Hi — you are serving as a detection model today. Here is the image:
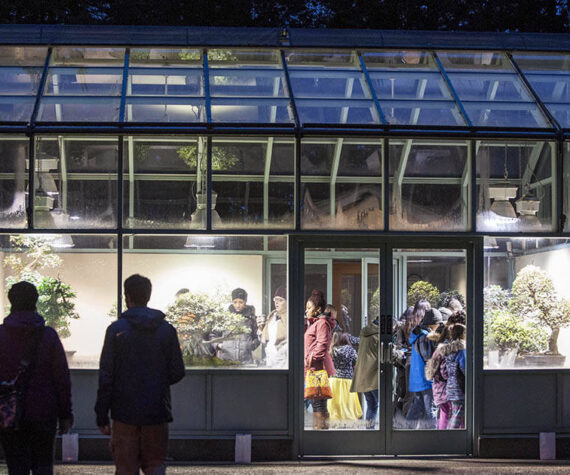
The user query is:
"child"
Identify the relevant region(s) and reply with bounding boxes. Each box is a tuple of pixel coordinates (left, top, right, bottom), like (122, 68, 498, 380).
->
(425, 325, 451, 430)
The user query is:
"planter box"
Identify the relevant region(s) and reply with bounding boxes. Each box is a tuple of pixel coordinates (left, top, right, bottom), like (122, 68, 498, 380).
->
(515, 354, 567, 367)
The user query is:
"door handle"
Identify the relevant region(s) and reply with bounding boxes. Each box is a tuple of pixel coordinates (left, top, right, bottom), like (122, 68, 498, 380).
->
(386, 342, 393, 364)
(379, 341, 384, 364)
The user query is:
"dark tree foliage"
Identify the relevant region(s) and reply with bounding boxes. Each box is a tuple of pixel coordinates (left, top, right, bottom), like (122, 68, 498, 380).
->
(0, 0, 568, 32)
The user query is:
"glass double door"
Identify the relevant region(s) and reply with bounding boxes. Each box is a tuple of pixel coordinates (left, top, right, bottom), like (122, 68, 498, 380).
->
(298, 237, 473, 456)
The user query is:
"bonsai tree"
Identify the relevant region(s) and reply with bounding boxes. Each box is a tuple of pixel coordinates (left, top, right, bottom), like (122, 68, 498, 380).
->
(510, 265, 570, 355)
(436, 289, 465, 309)
(4, 235, 79, 338)
(407, 280, 439, 307)
(487, 308, 548, 353)
(165, 289, 248, 366)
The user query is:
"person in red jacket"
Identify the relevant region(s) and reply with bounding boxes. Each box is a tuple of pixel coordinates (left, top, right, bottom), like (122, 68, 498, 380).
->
(304, 290, 336, 430)
(0, 281, 73, 475)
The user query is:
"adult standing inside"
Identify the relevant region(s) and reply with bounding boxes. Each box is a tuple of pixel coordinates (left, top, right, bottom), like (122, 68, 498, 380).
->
(258, 286, 288, 368)
(304, 291, 336, 430)
(0, 281, 73, 475)
(95, 274, 185, 474)
(350, 316, 380, 429)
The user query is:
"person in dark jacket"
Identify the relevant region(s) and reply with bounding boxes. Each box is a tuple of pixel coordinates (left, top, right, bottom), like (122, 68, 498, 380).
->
(0, 281, 73, 475)
(95, 274, 185, 474)
(211, 288, 259, 363)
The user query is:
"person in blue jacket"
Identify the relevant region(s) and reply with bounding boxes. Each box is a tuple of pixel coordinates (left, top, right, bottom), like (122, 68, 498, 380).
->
(95, 274, 185, 474)
(406, 306, 443, 429)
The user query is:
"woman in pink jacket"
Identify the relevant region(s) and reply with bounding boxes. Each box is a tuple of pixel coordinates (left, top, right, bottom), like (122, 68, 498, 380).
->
(304, 290, 336, 430)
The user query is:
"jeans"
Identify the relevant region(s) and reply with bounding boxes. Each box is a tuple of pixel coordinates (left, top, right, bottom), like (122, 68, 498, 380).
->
(406, 389, 436, 429)
(364, 390, 379, 425)
(111, 420, 168, 475)
(0, 422, 56, 475)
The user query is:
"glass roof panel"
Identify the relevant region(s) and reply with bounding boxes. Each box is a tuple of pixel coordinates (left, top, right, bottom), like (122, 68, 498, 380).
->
(211, 98, 291, 123)
(125, 97, 205, 122)
(462, 102, 548, 128)
(289, 69, 369, 99)
(0, 68, 42, 95)
(37, 97, 121, 122)
(128, 68, 203, 96)
(51, 47, 125, 66)
(447, 73, 533, 102)
(209, 68, 287, 97)
(45, 67, 123, 96)
(208, 49, 281, 67)
(362, 50, 436, 70)
(0, 96, 36, 121)
(0, 47, 47, 66)
(285, 50, 359, 68)
(295, 99, 379, 125)
(382, 100, 465, 126)
(437, 51, 512, 71)
(130, 48, 201, 67)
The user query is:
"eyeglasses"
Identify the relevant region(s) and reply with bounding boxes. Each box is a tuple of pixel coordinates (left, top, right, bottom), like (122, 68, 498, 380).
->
(273, 297, 286, 302)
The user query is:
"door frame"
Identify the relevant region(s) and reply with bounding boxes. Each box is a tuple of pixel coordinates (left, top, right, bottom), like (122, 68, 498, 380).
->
(289, 234, 483, 457)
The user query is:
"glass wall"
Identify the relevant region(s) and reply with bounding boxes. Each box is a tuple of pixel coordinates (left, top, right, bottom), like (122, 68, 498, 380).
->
(123, 234, 287, 369)
(301, 138, 383, 230)
(476, 141, 555, 232)
(484, 237, 570, 369)
(389, 140, 469, 231)
(0, 233, 117, 369)
(0, 137, 28, 228)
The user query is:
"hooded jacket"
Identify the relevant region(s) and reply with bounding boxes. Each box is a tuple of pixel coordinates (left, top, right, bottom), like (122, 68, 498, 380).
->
(95, 307, 185, 427)
(304, 314, 336, 377)
(350, 319, 379, 393)
(0, 311, 72, 428)
(408, 326, 437, 393)
(215, 304, 259, 363)
(444, 339, 466, 401)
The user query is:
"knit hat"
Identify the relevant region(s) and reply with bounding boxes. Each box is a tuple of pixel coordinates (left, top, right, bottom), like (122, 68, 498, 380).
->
(438, 307, 453, 321)
(421, 308, 443, 326)
(274, 285, 287, 299)
(231, 288, 248, 301)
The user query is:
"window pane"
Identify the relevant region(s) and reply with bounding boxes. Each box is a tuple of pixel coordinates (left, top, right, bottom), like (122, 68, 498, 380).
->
(438, 51, 512, 71)
(45, 67, 123, 95)
(448, 74, 533, 102)
(381, 100, 465, 126)
(476, 141, 554, 232)
(208, 49, 281, 67)
(125, 98, 205, 122)
(362, 50, 435, 69)
(0, 234, 117, 369)
(0, 46, 48, 66)
(565, 142, 570, 232)
(122, 234, 288, 369)
(37, 97, 120, 122)
(484, 237, 570, 369)
(0, 138, 28, 228)
(286, 50, 359, 68)
(289, 70, 369, 99)
(369, 71, 451, 100)
(301, 139, 383, 230)
(211, 98, 291, 123)
(0, 67, 43, 94)
(34, 137, 118, 228)
(123, 136, 200, 229)
(212, 138, 295, 229)
(129, 68, 203, 96)
(296, 99, 379, 125)
(209, 69, 287, 97)
(463, 103, 548, 128)
(389, 140, 469, 231)
(51, 47, 125, 66)
(130, 48, 201, 67)
(0, 96, 35, 121)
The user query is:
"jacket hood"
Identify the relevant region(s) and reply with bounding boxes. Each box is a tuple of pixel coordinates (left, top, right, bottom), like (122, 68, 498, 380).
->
(427, 329, 442, 343)
(318, 313, 336, 332)
(409, 326, 427, 344)
(3, 310, 45, 329)
(361, 320, 379, 337)
(121, 307, 165, 331)
(436, 339, 466, 357)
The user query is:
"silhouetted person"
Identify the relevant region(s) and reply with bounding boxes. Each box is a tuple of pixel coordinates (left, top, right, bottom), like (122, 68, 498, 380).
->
(0, 281, 73, 475)
(95, 274, 185, 474)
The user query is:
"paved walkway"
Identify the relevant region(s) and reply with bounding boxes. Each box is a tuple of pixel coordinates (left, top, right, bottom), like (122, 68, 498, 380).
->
(2, 459, 569, 474)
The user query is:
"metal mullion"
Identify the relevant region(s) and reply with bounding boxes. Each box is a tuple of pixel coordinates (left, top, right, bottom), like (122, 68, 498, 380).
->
(117, 135, 124, 314)
(27, 135, 35, 229)
(206, 135, 212, 230)
(118, 48, 130, 123)
(280, 50, 300, 130)
(433, 51, 473, 128)
(358, 51, 387, 125)
(507, 52, 562, 132)
(295, 135, 301, 230)
(30, 48, 52, 128)
(557, 139, 564, 232)
(470, 140, 477, 233)
(203, 49, 212, 125)
(383, 137, 389, 230)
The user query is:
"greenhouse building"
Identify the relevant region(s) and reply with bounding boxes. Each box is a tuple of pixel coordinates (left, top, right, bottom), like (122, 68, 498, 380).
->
(1, 24, 570, 460)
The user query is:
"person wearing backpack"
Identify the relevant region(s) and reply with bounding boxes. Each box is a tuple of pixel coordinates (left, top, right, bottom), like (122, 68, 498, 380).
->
(95, 274, 185, 474)
(0, 281, 73, 475)
(443, 323, 466, 429)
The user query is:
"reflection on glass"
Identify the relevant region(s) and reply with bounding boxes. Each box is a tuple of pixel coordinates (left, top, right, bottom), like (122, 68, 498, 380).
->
(208, 49, 281, 67)
(34, 136, 118, 228)
(45, 68, 123, 95)
(0, 47, 48, 66)
(476, 141, 554, 232)
(389, 140, 469, 231)
(484, 237, 570, 369)
(130, 48, 201, 67)
(37, 97, 121, 122)
(123, 136, 198, 229)
(211, 98, 291, 123)
(393, 249, 467, 430)
(0, 138, 28, 227)
(51, 47, 125, 66)
(303, 247, 379, 431)
(212, 138, 294, 229)
(128, 69, 203, 96)
(0, 96, 35, 121)
(125, 98, 205, 122)
(0, 68, 43, 94)
(0, 234, 117, 369)
(301, 139, 383, 230)
(122, 234, 287, 369)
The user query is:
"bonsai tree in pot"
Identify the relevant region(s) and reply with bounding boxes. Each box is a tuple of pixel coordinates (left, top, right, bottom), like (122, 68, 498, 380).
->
(4, 235, 79, 338)
(510, 265, 570, 356)
(407, 280, 439, 307)
(165, 289, 248, 366)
